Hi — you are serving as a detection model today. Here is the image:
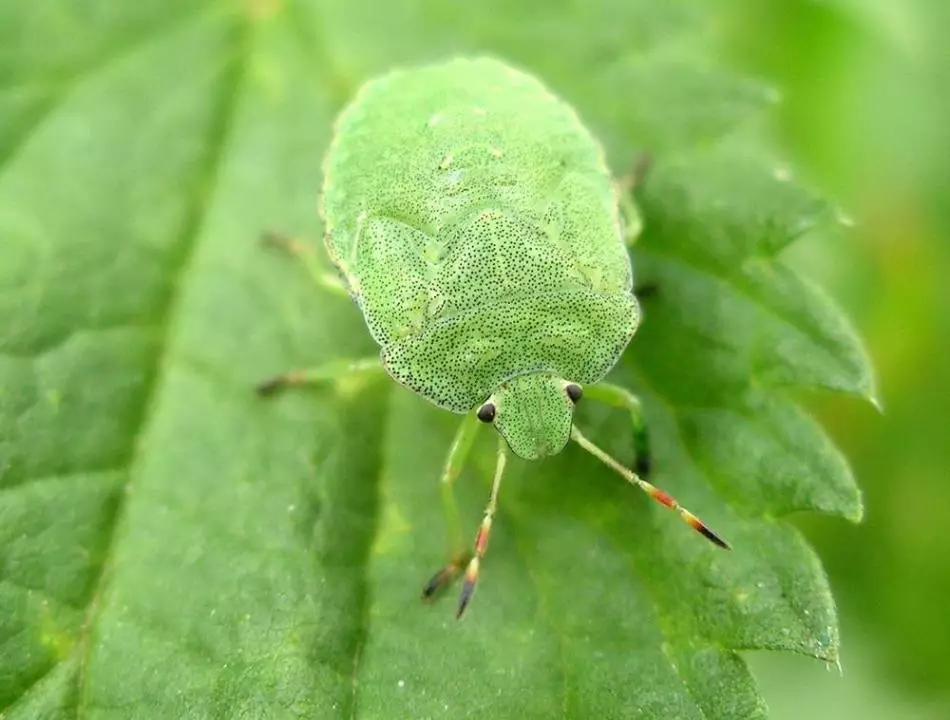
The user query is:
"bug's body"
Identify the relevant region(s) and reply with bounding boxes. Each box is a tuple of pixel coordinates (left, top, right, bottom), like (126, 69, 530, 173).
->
(321, 58, 639, 458)
(260, 57, 728, 618)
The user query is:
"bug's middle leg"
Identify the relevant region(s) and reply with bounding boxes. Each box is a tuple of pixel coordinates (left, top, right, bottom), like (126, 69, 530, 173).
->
(583, 381, 652, 476)
(255, 357, 381, 396)
(421, 412, 483, 602)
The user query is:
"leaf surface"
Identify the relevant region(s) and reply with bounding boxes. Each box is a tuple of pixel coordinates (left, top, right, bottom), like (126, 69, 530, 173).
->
(0, 1, 872, 717)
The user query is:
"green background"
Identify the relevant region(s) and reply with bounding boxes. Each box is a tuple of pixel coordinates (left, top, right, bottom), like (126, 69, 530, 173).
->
(0, 0, 947, 718)
(724, 1, 950, 718)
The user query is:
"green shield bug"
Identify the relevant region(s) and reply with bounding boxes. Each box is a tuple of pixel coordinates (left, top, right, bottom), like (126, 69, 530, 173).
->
(259, 57, 729, 619)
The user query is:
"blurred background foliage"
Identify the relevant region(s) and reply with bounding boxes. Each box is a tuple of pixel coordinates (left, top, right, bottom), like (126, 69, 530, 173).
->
(719, 0, 949, 717)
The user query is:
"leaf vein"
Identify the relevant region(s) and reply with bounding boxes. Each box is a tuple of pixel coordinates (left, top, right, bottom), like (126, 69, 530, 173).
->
(640, 246, 852, 382)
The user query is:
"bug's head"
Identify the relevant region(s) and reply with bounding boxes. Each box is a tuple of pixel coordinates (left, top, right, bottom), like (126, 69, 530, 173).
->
(477, 373, 583, 460)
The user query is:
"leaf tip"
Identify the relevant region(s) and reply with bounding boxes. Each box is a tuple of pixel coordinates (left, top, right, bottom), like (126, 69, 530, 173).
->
(843, 495, 865, 524)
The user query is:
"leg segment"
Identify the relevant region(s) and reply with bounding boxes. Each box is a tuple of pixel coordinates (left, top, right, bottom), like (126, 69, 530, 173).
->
(571, 426, 729, 549)
(634, 282, 659, 299)
(421, 413, 483, 601)
(256, 357, 381, 396)
(584, 382, 652, 476)
(456, 436, 509, 619)
(615, 152, 653, 247)
(618, 190, 643, 247)
(262, 231, 350, 298)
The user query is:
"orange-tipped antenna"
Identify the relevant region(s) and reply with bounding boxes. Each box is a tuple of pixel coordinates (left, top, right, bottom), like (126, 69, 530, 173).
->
(456, 438, 509, 619)
(571, 427, 730, 549)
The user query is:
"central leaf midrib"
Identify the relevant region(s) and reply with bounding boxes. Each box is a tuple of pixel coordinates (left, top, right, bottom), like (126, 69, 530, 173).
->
(70, 13, 253, 718)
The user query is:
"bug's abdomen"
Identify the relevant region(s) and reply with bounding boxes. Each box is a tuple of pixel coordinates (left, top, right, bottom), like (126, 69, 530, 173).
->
(321, 59, 629, 306)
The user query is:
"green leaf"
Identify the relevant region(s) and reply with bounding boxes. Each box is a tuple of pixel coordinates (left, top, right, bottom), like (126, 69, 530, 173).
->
(0, 1, 873, 717)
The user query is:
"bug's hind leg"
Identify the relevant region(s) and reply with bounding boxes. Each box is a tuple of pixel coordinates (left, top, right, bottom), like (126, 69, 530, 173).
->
(255, 357, 381, 396)
(421, 413, 483, 603)
(261, 231, 351, 298)
(583, 382, 653, 476)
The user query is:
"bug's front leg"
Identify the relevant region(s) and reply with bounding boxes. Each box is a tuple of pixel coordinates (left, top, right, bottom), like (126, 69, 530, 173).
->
(261, 231, 351, 298)
(583, 382, 652, 476)
(255, 357, 381, 396)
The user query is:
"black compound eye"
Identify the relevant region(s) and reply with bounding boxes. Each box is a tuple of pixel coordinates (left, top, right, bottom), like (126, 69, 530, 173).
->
(565, 383, 583, 404)
(477, 402, 496, 423)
